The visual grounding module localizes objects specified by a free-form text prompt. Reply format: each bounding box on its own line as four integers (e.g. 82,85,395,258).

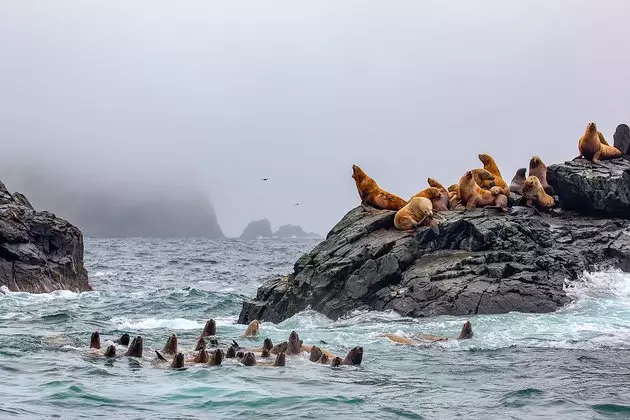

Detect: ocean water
1,238,630,419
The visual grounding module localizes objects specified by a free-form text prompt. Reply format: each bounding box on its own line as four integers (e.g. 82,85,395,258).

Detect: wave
112,317,204,330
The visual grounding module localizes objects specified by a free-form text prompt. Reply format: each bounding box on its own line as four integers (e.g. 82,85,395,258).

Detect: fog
1,0,629,237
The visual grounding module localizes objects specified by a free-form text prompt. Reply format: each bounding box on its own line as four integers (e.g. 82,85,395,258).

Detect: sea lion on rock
458,171,501,209
409,187,441,205
114,333,130,346
104,345,116,358
470,168,496,190
478,154,510,195
351,165,407,211
509,168,526,195
342,346,363,366
240,320,260,338
162,334,178,355
200,319,216,338
426,179,449,211
125,336,143,357
577,122,622,162
240,352,256,366
521,176,555,211
90,331,101,349
170,353,185,369
208,349,223,366
489,187,508,211
528,156,554,195
394,197,435,232
613,124,630,155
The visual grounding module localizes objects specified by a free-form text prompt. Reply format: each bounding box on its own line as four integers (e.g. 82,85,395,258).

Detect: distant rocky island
239,219,320,239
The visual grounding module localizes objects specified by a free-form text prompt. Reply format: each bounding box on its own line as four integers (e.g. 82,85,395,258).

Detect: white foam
114,317,204,330
91,271,116,278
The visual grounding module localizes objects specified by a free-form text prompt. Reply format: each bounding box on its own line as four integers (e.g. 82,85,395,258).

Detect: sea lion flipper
155,350,167,361
232,340,240,348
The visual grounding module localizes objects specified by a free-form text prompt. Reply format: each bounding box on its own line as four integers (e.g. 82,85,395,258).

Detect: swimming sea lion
240,352,256,366
509,168,527,195
208,349,223,366
319,353,330,364
261,348,270,358
394,197,435,232
104,345,116,358
226,346,236,358
351,164,407,211
170,353,185,369
331,357,343,367
478,154,510,196
125,336,143,357
236,351,244,358
270,341,288,355
194,349,209,363
457,321,474,339
162,334,178,355
287,331,303,355
458,171,501,209
342,346,363,366
309,346,323,362
114,333,130,346
90,331,101,349
577,122,622,162
273,352,286,367
263,338,273,351
521,176,555,211
528,156,554,195
380,321,474,345
195,337,206,351
240,320,260,338
200,319,217,338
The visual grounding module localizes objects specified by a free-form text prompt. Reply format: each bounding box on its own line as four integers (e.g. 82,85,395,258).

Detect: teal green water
1,238,629,419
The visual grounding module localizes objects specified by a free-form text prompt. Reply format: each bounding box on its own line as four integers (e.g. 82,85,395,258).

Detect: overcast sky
1,0,629,236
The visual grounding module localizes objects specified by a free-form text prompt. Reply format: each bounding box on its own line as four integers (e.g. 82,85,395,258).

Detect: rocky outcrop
614,124,630,155
274,224,320,238
548,158,630,217
0,180,90,293
240,219,273,240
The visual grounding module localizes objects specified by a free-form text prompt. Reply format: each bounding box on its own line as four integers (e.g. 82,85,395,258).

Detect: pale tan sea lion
240,320,260,338
521,176,555,211
528,156,554,195
380,321,474,346
394,197,434,232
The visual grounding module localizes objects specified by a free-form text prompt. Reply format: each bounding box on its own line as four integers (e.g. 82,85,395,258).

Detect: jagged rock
240,219,273,240
614,124,630,155
274,224,320,238
239,205,630,323
547,158,630,217
0,180,90,293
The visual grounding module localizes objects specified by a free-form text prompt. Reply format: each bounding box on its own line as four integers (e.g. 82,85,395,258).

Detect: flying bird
294,202,301,206
261,178,269,181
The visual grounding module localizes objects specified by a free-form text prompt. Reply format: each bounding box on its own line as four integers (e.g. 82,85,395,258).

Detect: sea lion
208,349,223,366
240,320,260,338
309,346,323,362
273,352,286,367
478,154,510,195
394,197,436,232
195,337,206,351
528,156,554,195
162,334,178,355
90,331,101,349
226,346,236,358
521,176,555,211
319,353,330,364
342,346,363,366
200,319,217,338
577,122,622,162
351,164,407,211
409,187,442,206
194,349,209,363
240,352,256,366
490,186,508,211
470,168,496,190
380,321,474,345
104,345,116,358
287,331,303,355
261,348,270,358
125,336,143,357
458,171,501,209
263,338,273,351
114,333,130,346
331,357,343,367
427,178,450,212
170,352,185,369
509,168,527,195
270,341,288,355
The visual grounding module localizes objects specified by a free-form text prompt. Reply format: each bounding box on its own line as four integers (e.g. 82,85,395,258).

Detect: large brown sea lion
509,168,527,195
200,319,216,338
458,171,501,209
380,321,473,345
528,156,554,195
162,334,178,355
125,336,143,357
577,122,623,162
342,346,363,366
521,176,555,211
240,320,260,338
394,197,436,232
114,333,130,346
478,154,510,196
170,353,185,369
90,331,101,349
287,331,303,355
240,352,256,366
470,168,496,190
351,165,407,211
426,179,450,211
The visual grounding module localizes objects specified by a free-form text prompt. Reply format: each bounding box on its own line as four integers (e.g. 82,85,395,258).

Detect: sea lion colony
353,122,625,230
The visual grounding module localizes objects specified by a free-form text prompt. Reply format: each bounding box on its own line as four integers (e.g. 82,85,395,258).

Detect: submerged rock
240,159,630,323
0,180,90,293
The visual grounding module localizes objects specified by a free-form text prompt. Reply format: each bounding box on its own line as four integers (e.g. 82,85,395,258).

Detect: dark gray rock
239,205,630,323
0,180,90,293
547,158,630,217
240,219,273,240
614,124,630,155
274,224,320,238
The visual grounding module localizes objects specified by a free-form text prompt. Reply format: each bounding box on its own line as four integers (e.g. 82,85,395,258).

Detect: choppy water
1,238,630,419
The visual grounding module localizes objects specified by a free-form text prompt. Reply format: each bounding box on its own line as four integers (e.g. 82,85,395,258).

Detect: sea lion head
427,178,445,191
236,351,244,358
202,319,217,337
424,187,442,200
309,346,323,362
104,345,116,357
90,331,101,349
529,156,543,168
195,337,206,351
344,346,363,366
447,184,458,192
457,321,474,340
163,334,178,354
288,331,301,354
409,197,433,218
522,176,542,193
273,352,286,367
226,346,236,358
197,349,209,363
587,122,597,132
515,168,527,178
170,352,185,369
331,357,343,367
126,336,143,357
114,333,130,346
263,338,273,351
478,153,492,165
261,348,270,358
241,352,256,366
351,164,362,180
319,353,330,364
490,186,503,196
211,349,223,366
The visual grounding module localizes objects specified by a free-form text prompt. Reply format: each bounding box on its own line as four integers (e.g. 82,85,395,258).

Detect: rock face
547,158,630,217
274,224,320,238
240,219,273,239
0,180,90,293
239,158,630,323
